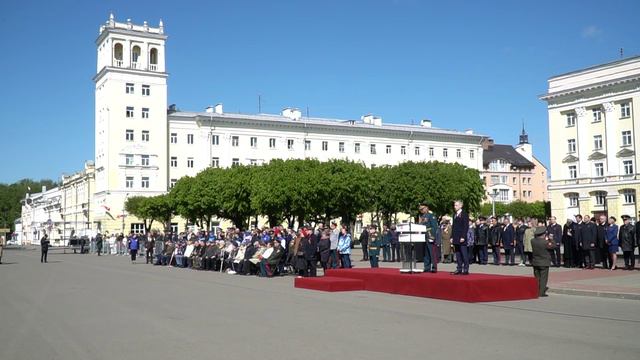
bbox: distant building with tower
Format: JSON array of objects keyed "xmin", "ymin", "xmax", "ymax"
[{"xmin": 481, "ymin": 125, "xmax": 548, "ymax": 204}]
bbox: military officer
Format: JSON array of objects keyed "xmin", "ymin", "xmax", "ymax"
[
  {"xmin": 368, "ymin": 226, "xmax": 382, "ymax": 268},
  {"xmin": 419, "ymin": 204, "xmax": 438, "ymax": 273},
  {"xmin": 619, "ymin": 215, "xmax": 636, "ymax": 270},
  {"xmin": 531, "ymin": 226, "xmax": 555, "ymax": 297},
  {"xmin": 475, "ymin": 216, "xmax": 489, "ymax": 265}
]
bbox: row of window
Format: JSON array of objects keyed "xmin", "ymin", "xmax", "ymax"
[
  {"xmin": 125, "ymin": 106, "xmax": 150, "ymax": 119},
  {"xmin": 566, "ymin": 189, "xmax": 636, "ymax": 207},
  {"xmin": 567, "ymin": 160, "xmax": 634, "ymax": 179},
  {"xmin": 565, "ymin": 102, "xmax": 631, "ymax": 127},
  {"xmin": 124, "ymin": 154, "xmax": 150, "ymax": 167},
  {"xmin": 567, "ymin": 131, "xmax": 633, "ymax": 153},
  {"xmin": 125, "ymin": 176, "xmax": 150, "ymax": 189},
  {"xmin": 488, "ymin": 175, "xmax": 533, "ymax": 185},
  {"xmin": 170, "ymin": 156, "xmax": 254, "ymax": 169},
  {"xmin": 125, "ymin": 130, "xmax": 150, "ymax": 142},
  {"xmin": 125, "ymin": 83, "xmax": 151, "ymax": 96},
  {"xmin": 170, "ymin": 133, "xmax": 476, "ymax": 160}
]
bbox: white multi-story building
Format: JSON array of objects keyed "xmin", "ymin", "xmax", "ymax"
[
  {"xmin": 92, "ymin": 14, "xmax": 487, "ymax": 233},
  {"xmin": 20, "ymin": 186, "xmax": 63, "ymax": 245},
  {"xmin": 541, "ymin": 56, "xmax": 640, "ymax": 221},
  {"xmin": 93, "ymin": 14, "xmax": 168, "ymax": 234}
]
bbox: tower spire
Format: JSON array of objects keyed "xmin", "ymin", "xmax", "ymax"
[{"xmin": 519, "ymin": 120, "xmax": 529, "ymax": 144}]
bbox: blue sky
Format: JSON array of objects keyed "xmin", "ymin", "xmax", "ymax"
[{"xmin": 0, "ymin": 0, "xmax": 639, "ymax": 184}]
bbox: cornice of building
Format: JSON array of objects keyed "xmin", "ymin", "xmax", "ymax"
[{"xmin": 93, "ymin": 66, "xmax": 168, "ymax": 83}]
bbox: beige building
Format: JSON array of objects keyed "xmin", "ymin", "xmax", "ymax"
[
  {"xmin": 60, "ymin": 161, "xmax": 96, "ymax": 240},
  {"xmin": 541, "ymin": 56, "xmax": 640, "ymax": 221},
  {"xmin": 481, "ymin": 128, "xmax": 548, "ymax": 204}
]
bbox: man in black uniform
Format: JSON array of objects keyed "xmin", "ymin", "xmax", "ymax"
[
  {"xmin": 580, "ymin": 215, "xmax": 597, "ymax": 269},
  {"xmin": 619, "ymin": 215, "xmax": 636, "ymax": 270},
  {"xmin": 40, "ymin": 233, "xmax": 50, "ymax": 263}
]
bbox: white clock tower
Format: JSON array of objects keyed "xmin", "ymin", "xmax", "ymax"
[{"xmin": 93, "ymin": 13, "xmax": 168, "ymax": 233}]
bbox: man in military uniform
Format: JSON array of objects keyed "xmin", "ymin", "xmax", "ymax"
[
  {"xmin": 619, "ymin": 215, "xmax": 636, "ymax": 270},
  {"xmin": 475, "ymin": 216, "xmax": 489, "ymax": 265},
  {"xmin": 531, "ymin": 226, "xmax": 555, "ymax": 297},
  {"xmin": 368, "ymin": 225, "xmax": 381, "ymax": 268},
  {"xmin": 546, "ymin": 216, "xmax": 563, "ymax": 267},
  {"xmin": 419, "ymin": 204, "xmax": 438, "ymax": 273}
]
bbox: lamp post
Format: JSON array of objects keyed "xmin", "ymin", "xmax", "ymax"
[
  {"xmin": 121, "ymin": 193, "xmax": 129, "ymax": 235},
  {"xmin": 489, "ymin": 189, "xmax": 499, "ymax": 217}
]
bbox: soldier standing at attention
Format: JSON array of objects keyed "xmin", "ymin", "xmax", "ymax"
[
  {"xmin": 531, "ymin": 226, "xmax": 555, "ymax": 297},
  {"xmin": 368, "ymin": 226, "xmax": 381, "ymax": 268},
  {"xmin": 40, "ymin": 233, "xmax": 50, "ymax": 263}
]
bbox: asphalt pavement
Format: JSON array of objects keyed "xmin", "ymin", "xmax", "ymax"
[{"xmin": 1, "ymin": 247, "xmax": 639, "ymax": 360}]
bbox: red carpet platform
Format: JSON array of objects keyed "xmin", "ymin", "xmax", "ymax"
[
  {"xmin": 294, "ymin": 276, "xmax": 365, "ymax": 292},
  {"xmin": 295, "ymin": 268, "xmax": 538, "ymax": 302}
]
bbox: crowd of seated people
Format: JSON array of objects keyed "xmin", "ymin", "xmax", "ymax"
[{"xmin": 146, "ymin": 223, "xmax": 353, "ymax": 278}]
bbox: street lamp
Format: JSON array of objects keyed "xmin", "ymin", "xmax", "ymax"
[
  {"xmin": 122, "ymin": 193, "xmax": 129, "ymax": 235},
  {"xmin": 489, "ymin": 189, "xmax": 499, "ymax": 217}
]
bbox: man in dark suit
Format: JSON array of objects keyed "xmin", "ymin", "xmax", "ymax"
[
  {"xmin": 573, "ymin": 215, "xmax": 584, "ymax": 267},
  {"xmin": 502, "ymin": 218, "xmax": 515, "ymax": 266},
  {"xmin": 596, "ymin": 215, "xmax": 609, "ymax": 269},
  {"xmin": 580, "ymin": 215, "xmax": 597, "ymax": 269},
  {"xmin": 300, "ymin": 226, "xmax": 319, "ymax": 277},
  {"xmin": 451, "ymin": 200, "xmax": 470, "ymax": 275},
  {"xmin": 546, "ymin": 216, "xmax": 563, "ymax": 267},
  {"xmin": 531, "ymin": 226, "xmax": 555, "ymax": 297}
]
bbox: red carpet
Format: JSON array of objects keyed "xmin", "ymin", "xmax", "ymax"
[
  {"xmin": 294, "ymin": 276, "xmax": 365, "ymax": 292},
  {"xmin": 294, "ymin": 268, "xmax": 538, "ymax": 302}
]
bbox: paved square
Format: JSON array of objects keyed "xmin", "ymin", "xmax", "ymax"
[{"xmin": 1, "ymin": 248, "xmax": 639, "ymax": 360}]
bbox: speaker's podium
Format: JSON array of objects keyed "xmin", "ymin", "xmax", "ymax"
[{"xmin": 397, "ymin": 223, "xmax": 427, "ymax": 273}]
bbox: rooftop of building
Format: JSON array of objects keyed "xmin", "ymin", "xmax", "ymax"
[
  {"xmin": 548, "ymin": 55, "xmax": 640, "ymax": 80},
  {"xmin": 169, "ymin": 107, "xmax": 487, "ymax": 141},
  {"xmin": 483, "ymin": 144, "xmax": 534, "ymax": 168}
]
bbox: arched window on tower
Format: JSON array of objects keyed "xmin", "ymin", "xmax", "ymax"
[
  {"xmin": 131, "ymin": 45, "xmax": 141, "ymax": 69},
  {"xmin": 113, "ymin": 43, "xmax": 123, "ymax": 67},
  {"xmin": 149, "ymin": 48, "xmax": 158, "ymax": 71}
]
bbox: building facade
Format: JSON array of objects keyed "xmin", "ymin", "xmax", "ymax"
[
  {"xmin": 541, "ymin": 56, "xmax": 640, "ymax": 221},
  {"xmin": 60, "ymin": 161, "xmax": 96, "ymax": 241},
  {"xmin": 481, "ymin": 128, "xmax": 548, "ymax": 204},
  {"xmin": 90, "ymin": 14, "xmax": 487, "ymax": 233},
  {"xmin": 20, "ymin": 186, "xmax": 63, "ymax": 245}
]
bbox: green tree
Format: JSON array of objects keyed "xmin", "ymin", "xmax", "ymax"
[
  {"xmin": 124, "ymin": 196, "xmax": 155, "ymax": 232},
  {"xmin": 217, "ymin": 165, "xmax": 254, "ymax": 228}
]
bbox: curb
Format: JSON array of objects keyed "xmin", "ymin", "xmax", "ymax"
[{"xmin": 548, "ymin": 287, "xmax": 640, "ymax": 301}]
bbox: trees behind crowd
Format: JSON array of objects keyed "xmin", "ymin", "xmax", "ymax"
[{"xmin": 125, "ymin": 159, "xmax": 486, "ymax": 231}]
